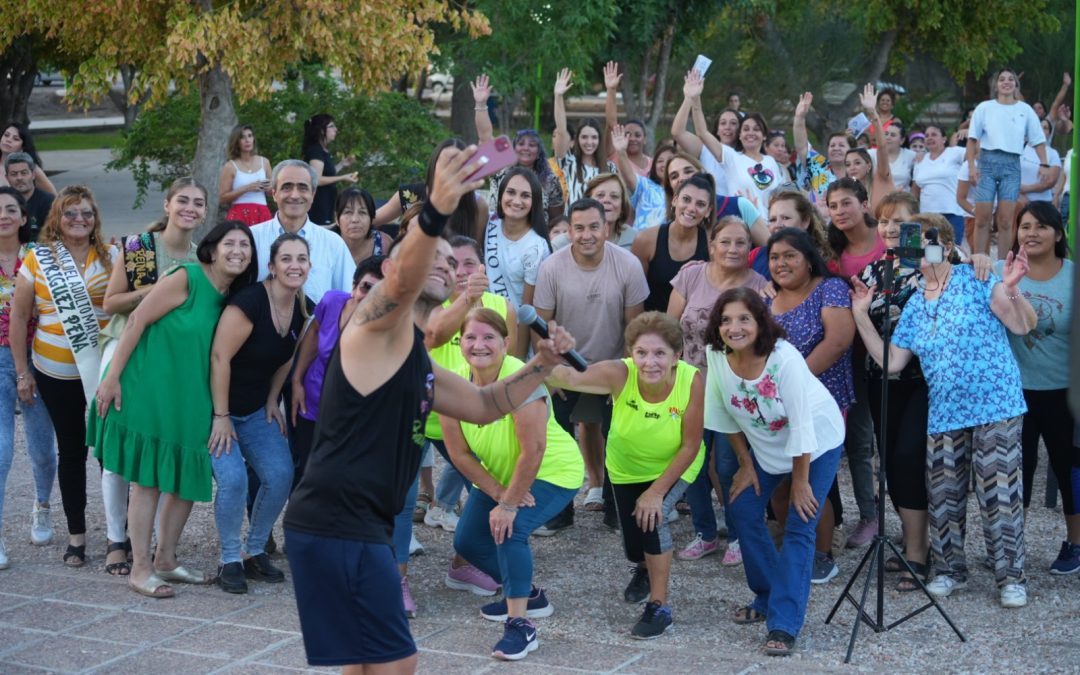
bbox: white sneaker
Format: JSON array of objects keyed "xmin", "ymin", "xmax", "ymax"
[
  {"xmin": 1000, "ymin": 583, "xmax": 1027, "ymax": 608},
  {"xmin": 409, "ymin": 533, "xmax": 424, "ymax": 556},
  {"xmin": 0, "ymin": 538, "xmax": 9, "ymax": 569},
  {"xmin": 424, "ymin": 506, "xmax": 460, "ymax": 532},
  {"xmin": 31, "ymin": 504, "xmax": 52, "ymax": 546},
  {"xmin": 925, "ymin": 575, "xmax": 966, "ymax": 598}
]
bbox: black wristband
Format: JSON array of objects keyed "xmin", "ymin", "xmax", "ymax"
[{"xmin": 418, "ymin": 200, "xmax": 450, "ymax": 237}]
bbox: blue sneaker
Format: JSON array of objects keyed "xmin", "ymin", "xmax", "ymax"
[
  {"xmin": 631, "ymin": 600, "xmax": 673, "ymax": 639},
  {"xmin": 481, "ymin": 586, "xmax": 553, "ymax": 621},
  {"xmin": 1050, "ymin": 541, "xmax": 1080, "ymax": 575},
  {"xmin": 492, "ymin": 617, "xmax": 538, "ymax": 661}
]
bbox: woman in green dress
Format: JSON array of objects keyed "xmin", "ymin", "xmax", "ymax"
[{"xmin": 88, "ymin": 221, "xmax": 257, "ymax": 598}]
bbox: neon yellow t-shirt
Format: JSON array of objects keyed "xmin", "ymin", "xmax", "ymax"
[
  {"xmin": 606, "ymin": 358, "xmax": 704, "ymax": 485},
  {"xmin": 425, "ymin": 292, "xmax": 508, "ymax": 440},
  {"xmin": 458, "ymin": 356, "xmax": 584, "ymax": 490}
]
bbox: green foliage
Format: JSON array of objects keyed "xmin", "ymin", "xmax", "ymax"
[{"xmin": 109, "ymin": 69, "xmax": 446, "ymax": 207}]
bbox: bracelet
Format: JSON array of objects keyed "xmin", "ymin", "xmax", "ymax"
[
  {"xmin": 418, "ymin": 199, "xmax": 450, "ymax": 236},
  {"xmin": 474, "ymin": 106, "xmax": 487, "ymax": 110},
  {"xmin": 1040, "ymin": 163, "xmax": 1050, "ymax": 168},
  {"xmin": 213, "ymin": 412, "xmax": 230, "ymax": 418},
  {"xmin": 1005, "ymin": 289, "xmax": 1022, "ymax": 301},
  {"xmin": 497, "ymin": 502, "xmax": 518, "ymax": 513},
  {"xmin": 15, "ymin": 374, "xmax": 26, "ymax": 382}
]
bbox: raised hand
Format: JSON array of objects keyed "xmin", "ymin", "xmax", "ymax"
[
  {"xmin": 1065, "ymin": 72, "xmax": 1073, "ymax": 88},
  {"xmin": 554, "ymin": 68, "xmax": 573, "ymax": 96},
  {"xmin": 471, "ymin": 74, "xmax": 492, "ymax": 107},
  {"xmin": 794, "ymin": 92, "xmax": 813, "ymax": 120},
  {"xmin": 1058, "ymin": 104, "xmax": 1072, "ymax": 122},
  {"xmin": 1002, "ymin": 246, "xmax": 1031, "ymax": 289},
  {"xmin": 848, "ymin": 276, "xmax": 875, "ymax": 315},
  {"xmin": 603, "ymin": 61, "xmax": 622, "ymax": 91},
  {"xmin": 859, "ymin": 83, "xmax": 877, "ymax": 114},
  {"xmin": 610, "ymin": 124, "xmax": 629, "ymax": 154},
  {"xmin": 683, "ymin": 69, "xmax": 704, "ymax": 100},
  {"xmin": 536, "ymin": 320, "xmax": 576, "ymax": 369},
  {"xmin": 428, "ymin": 145, "xmax": 485, "ymax": 215}
]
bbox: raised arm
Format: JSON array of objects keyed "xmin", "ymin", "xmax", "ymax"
[
  {"xmin": 552, "ymin": 68, "xmax": 573, "ymax": 159},
  {"xmin": 793, "ymin": 92, "xmax": 813, "ymax": 164},
  {"xmin": 472, "ymin": 75, "xmax": 494, "ymax": 144},
  {"xmin": 603, "ymin": 61, "xmax": 622, "ymax": 136},
  {"xmin": 991, "ymin": 249, "xmax": 1038, "ymax": 334},
  {"xmin": 861, "ymin": 83, "xmax": 892, "ymax": 210},
  {"xmin": 1049, "ymin": 72, "xmax": 1072, "ymax": 126},
  {"xmin": 671, "ymin": 70, "xmax": 704, "ymax": 156},
  {"xmin": 611, "ymin": 124, "xmax": 640, "ymax": 193},
  {"xmin": 424, "ymin": 270, "xmax": 487, "ymax": 349},
  {"xmin": 849, "ymin": 276, "xmax": 914, "ymax": 374}
]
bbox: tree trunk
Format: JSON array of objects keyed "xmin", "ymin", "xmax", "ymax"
[
  {"xmin": 115, "ymin": 64, "xmax": 150, "ymax": 130},
  {"xmin": 450, "ymin": 61, "xmax": 479, "ymax": 143},
  {"xmin": 193, "ymin": 62, "xmax": 237, "ymax": 238},
  {"xmin": 645, "ymin": 20, "xmax": 676, "ymax": 152},
  {"xmin": 0, "ymin": 35, "xmax": 37, "ymax": 127}
]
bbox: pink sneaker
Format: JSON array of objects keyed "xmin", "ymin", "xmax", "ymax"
[
  {"xmin": 722, "ymin": 540, "xmax": 743, "ymax": 566},
  {"xmin": 846, "ymin": 518, "xmax": 878, "ymax": 548},
  {"xmin": 401, "ymin": 576, "xmax": 417, "ymax": 618},
  {"xmin": 445, "ymin": 562, "xmax": 501, "ymax": 596},
  {"xmin": 676, "ymin": 533, "xmax": 720, "ymax": 561}
]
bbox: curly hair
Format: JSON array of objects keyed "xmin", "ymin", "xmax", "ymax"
[{"xmin": 38, "ymin": 185, "xmax": 112, "ymax": 275}]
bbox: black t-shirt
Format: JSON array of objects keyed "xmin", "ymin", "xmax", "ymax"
[
  {"xmin": 303, "ymin": 144, "xmax": 336, "ymax": 226},
  {"xmin": 24, "ymin": 189, "xmax": 53, "ymax": 243},
  {"xmin": 226, "ymin": 283, "xmax": 313, "ymax": 416},
  {"xmin": 284, "ymin": 326, "xmax": 433, "ymax": 544}
]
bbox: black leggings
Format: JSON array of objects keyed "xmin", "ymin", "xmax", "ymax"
[
  {"xmin": 1021, "ymin": 388, "xmax": 1080, "ymax": 514},
  {"xmin": 35, "ymin": 371, "xmax": 94, "ymax": 536},
  {"xmin": 868, "ymin": 377, "xmax": 930, "ymax": 511}
]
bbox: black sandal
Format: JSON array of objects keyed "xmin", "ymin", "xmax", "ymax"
[
  {"xmin": 105, "ymin": 541, "xmax": 131, "ymax": 576},
  {"xmin": 896, "ymin": 559, "xmax": 930, "ymax": 593},
  {"xmin": 732, "ymin": 606, "xmax": 766, "ymax": 624},
  {"xmin": 764, "ymin": 630, "xmax": 796, "ymax": 656},
  {"xmin": 63, "ymin": 544, "xmax": 86, "ymax": 568}
]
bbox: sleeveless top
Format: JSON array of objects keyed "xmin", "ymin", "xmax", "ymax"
[
  {"xmin": 284, "ymin": 326, "xmax": 434, "ymax": 543},
  {"xmin": 230, "ymin": 160, "xmax": 268, "ymax": 206},
  {"xmin": 424, "ymin": 292, "xmax": 508, "ymax": 440},
  {"xmin": 607, "ymin": 358, "xmax": 705, "ymax": 484},
  {"xmin": 644, "ymin": 224, "xmax": 709, "ymax": 312}
]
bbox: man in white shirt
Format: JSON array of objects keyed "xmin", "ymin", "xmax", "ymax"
[{"xmin": 250, "ymin": 160, "xmax": 356, "ymax": 303}]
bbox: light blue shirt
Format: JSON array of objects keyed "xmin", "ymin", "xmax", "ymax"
[
  {"xmin": 250, "ymin": 216, "xmax": 356, "ymax": 304},
  {"xmin": 994, "ymin": 258, "xmax": 1073, "ymax": 390}
]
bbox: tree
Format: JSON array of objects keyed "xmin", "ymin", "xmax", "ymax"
[
  {"xmin": 0, "ymin": 0, "xmax": 488, "ymax": 234},
  {"xmin": 0, "ymin": 35, "xmax": 36, "ymax": 126}
]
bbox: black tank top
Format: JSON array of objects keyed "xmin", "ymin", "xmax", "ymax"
[
  {"xmin": 284, "ymin": 326, "xmax": 434, "ymax": 543},
  {"xmin": 644, "ymin": 224, "xmax": 709, "ymax": 312}
]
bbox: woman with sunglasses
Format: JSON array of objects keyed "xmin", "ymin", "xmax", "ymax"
[{"xmin": 473, "ymin": 75, "xmax": 565, "ymax": 223}]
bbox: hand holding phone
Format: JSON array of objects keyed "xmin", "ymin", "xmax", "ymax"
[{"xmin": 466, "ymin": 135, "xmax": 517, "ymax": 183}]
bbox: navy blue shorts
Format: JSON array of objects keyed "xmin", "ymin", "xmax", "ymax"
[{"xmin": 285, "ymin": 529, "xmax": 416, "ymax": 666}]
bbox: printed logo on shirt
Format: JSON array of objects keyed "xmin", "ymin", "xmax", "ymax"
[
  {"xmin": 626, "ymin": 400, "xmax": 639, "ymax": 411},
  {"xmin": 644, "ymin": 411, "xmax": 660, "ymax": 419},
  {"xmin": 748, "ymin": 163, "xmax": 775, "ymax": 190},
  {"xmin": 412, "ymin": 372, "xmax": 436, "ymax": 446}
]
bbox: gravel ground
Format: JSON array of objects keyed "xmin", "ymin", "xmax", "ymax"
[{"xmin": 1, "ymin": 415, "xmax": 1078, "ymax": 673}]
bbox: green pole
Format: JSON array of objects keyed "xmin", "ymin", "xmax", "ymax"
[
  {"xmin": 1071, "ymin": 0, "xmax": 1079, "ymax": 253},
  {"xmin": 534, "ymin": 62, "xmax": 542, "ymax": 132}
]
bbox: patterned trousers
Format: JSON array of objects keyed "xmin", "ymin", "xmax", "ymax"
[{"xmin": 926, "ymin": 415, "xmax": 1025, "ymax": 587}]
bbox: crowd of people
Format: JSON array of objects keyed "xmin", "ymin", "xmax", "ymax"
[{"xmin": 0, "ymin": 59, "xmax": 1076, "ymax": 672}]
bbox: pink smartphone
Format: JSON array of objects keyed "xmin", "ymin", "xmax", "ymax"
[{"xmin": 466, "ymin": 135, "xmax": 516, "ymax": 182}]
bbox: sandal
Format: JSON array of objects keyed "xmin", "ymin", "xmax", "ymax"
[
  {"xmin": 63, "ymin": 544, "xmax": 86, "ymax": 568},
  {"xmin": 763, "ymin": 630, "xmax": 796, "ymax": 656},
  {"xmin": 105, "ymin": 541, "xmax": 131, "ymax": 576},
  {"xmin": 732, "ymin": 606, "xmax": 766, "ymax": 624},
  {"xmin": 155, "ymin": 565, "xmax": 214, "ymax": 585},
  {"xmin": 583, "ymin": 487, "xmax": 605, "ymax": 511},
  {"xmin": 676, "ymin": 499, "xmax": 692, "ymax": 515},
  {"xmin": 412, "ymin": 491, "xmax": 432, "ymax": 523},
  {"xmin": 896, "ymin": 559, "xmax": 930, "ymax": 593},
  {"xmin": 129, "ymin": 574, "xmax": 175, "ymax": 599},
  {"xmin": 885, "ymin": 555, "xmax": 904, "ymax": 573}
]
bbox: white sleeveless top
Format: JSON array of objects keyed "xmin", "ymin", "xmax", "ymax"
[{"xmin": 230, "ymin": 160, "xmax": 268, "ymax": 206}]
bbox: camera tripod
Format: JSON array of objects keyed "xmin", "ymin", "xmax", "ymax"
[{"xmin": 824, "ymin": 248, "xmax": 966, "ymax": 663}]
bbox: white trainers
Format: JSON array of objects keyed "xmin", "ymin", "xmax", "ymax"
[
  {"xmin": 31, "ymin": 504, "xmax": 52, "ymax": 546},
  {"xmin": 1000, "ymin": 583, "xmax": 1027, "ymax": 608},
  {"xmin": 0, "ymin": 538, "xmax": 9, "ymax": 569},
  {"xmin": 409, "ymin": 533, "xmax": 424, "ymax": 556},
  {"xmin": 925, "ymin": 575, "xmax": 966, "ymax": 598},
  {"xmin": 424, "ymin": 506, "xmax": 460, "ymax": 532}
]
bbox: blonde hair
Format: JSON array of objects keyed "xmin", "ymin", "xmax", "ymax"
[
  {"xmin": 38, "ymin": 185, "xmax": 112, "ymax": 274},
  {"xmin": 584, "ymin": 173, "xmax": 631, "ymax": 237}
]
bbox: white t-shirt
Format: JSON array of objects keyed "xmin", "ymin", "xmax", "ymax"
[
  {"xmin": 1020, "ymin": 144, "xmax": 1061, "ymax": 201},
  {"xmin": 1064, "ymin": 149, "xmax": 1073, "ymax": 197},
  {"xmin": 969, "ymin": 100, "xmax": 1046, "ymax": 155},
  {"xmin": 704, "ymin": 340, "xmax": 845, "ymax": 475},
  {"xmin": 483, "ymin": 218, "xmax": 551, "ymax": 308},
  {"xmin": 699, "ymin": 145, "xmax": 731, "ymax": 196},
  {"xmin": 871, "ymin": 147, "xmax": 917, "ymax": 191},
  {"xmin": 913, "ymin": 147, "xmax": 966, "ymax": 216},
  {"xmin": 701, "ymin": 145, "xmax": 785, "ymax": 204}
]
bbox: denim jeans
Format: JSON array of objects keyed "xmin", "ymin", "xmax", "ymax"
[
  {"xmin": 686, "ymin": 431, "xmax": 740, "ymax": 543},
  {"xmin": 393, "ymin": 472, "xmax": 419, "ymax": 565},
  {"xmin": 430, "ymin": 439, "xmax": 470, "ymax": 510},
  {"xmin": 0, "ymin": 348, "xmax": 56, "ymax": 530},
  {"xmin": 974, "ymin": 149, "xmax": 1021, "ymax": 203},
  {"xmin": 454, "ymin": 479, "xmax": 576, "ymax": 597},
  {"xmin": 729, "ymin": 445, "xmax": 842, "ymax": 638},
  {"xmin": 212, "ymin": 409, "xmax": 294, "ymax": 564}
]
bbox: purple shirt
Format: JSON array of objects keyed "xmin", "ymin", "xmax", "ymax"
[
  {"xmin": 301, "ymin": 290, "xmax": 351, "ymax": 422},
  {"xmin": 767, "ymin": 277, "xmax": 855, "ymax": 410}
]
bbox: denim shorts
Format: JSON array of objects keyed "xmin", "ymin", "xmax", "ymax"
[{"xmin": 973, "ymin": 149, "xmax": 1021, "ymax": 203}]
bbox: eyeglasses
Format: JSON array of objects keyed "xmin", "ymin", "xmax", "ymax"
[{"xmin": 62, "ymin": 210, "xmax": 95, "ymax": 221}]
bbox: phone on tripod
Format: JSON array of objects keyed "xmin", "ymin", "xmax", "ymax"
[{"xmin": 899, "ymin": 222, "xmax": 922, "ymax": 268}]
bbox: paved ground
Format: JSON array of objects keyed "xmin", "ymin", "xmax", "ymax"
[{"xmin": 1, "ymin": 406, "xmax": 1079, "ymax": 673}]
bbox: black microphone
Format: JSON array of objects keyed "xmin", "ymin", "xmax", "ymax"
[{"xmin": 516, "ymin": 304, "xmax": 588, "ymax": 372}]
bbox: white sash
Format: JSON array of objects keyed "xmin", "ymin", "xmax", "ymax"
[{"xmin": 35, "ymin": 243, "xmax": 103, "ymax": 403}]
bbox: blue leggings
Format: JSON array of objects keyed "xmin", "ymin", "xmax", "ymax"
[
  {"xmin": 454, "ymin": 480, "xmax": 576, "ymax": 598},
  {"xmin": 685, "ymin": 431, "xmax": 740, "ymax": 542}
]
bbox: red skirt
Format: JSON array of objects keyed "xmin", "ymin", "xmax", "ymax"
[{"xmin": 226, "ymin": 203, "xmax": 272, "ymax": 227}]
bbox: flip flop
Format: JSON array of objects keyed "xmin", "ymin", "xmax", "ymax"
[
  {"xmin": 732, "ymin": 606, "xmax": 766, "ymax": 624},
  {"xmin": 155, "ymin": 565, "xmax": 214, "ymax": 585},
  {"xmin": 583, "ymin": 487, "xmax": 605, "ymax": 511},
  {"xmin": 130, "ymin": 574, "xmax": 175, "ymax": 599}
]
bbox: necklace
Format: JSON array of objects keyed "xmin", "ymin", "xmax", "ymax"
[
  {"xmin": 923, "ymin": 265, "xmax": 953, "ymax": 336},
  {"xmin": 266, "ymin": 282, "xmax": 294, "ymax": 337}
]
